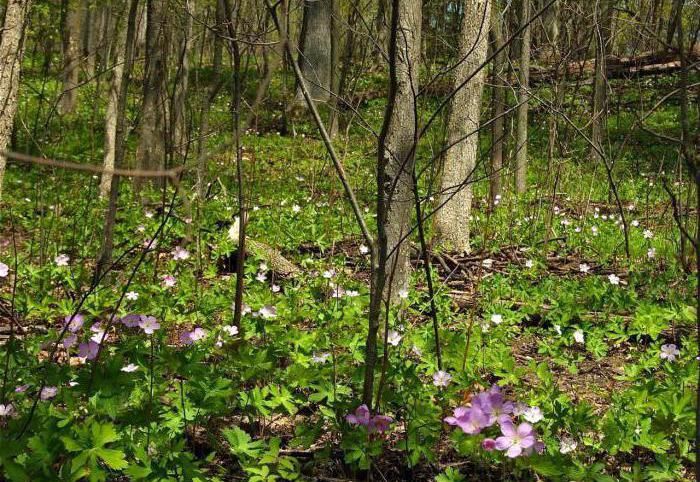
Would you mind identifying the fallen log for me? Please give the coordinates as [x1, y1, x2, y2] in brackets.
[529, 47, 700, 83]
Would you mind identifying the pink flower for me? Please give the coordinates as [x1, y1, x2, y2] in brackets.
[172, 247, 190, 261]
[660, 344, 680, 362]
[0, 262, 9, 278]
[63, 333, 77, 348]
[370, 415, 393, 433]
[346, 405, 393, 433]
[120, 314, 141, 328]
[0, 403, 14, 417]
[433, 370, 452, 387]
[346, 404, 371, 426]
[54, 254, 70, 266]
[495, 421, 536, 458]
[139, 316, 160, 334]
[444, 407, 488, 435]
[482, 438, 497, 451]
[162, 275, 177, 288]
[78, 341, 100, 360]
[40, 386, 58, 400]
[64, 314, 84, 333]
[181, 327, 208, 345]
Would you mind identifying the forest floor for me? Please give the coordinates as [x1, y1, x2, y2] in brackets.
[0, 74, 697, 481]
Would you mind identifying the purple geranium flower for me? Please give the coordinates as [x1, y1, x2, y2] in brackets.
[472, 386, 514, 426]
[346, 405, 393, 433]
[346, 404, 371, 427]
[444, 406, 488, 435]
[120, 314, 142, 328]
[660, 344, 680, 362]
[180, 327, 207, 345]
[370, 415, 393, 433]
[78, 341, 100, 360]
[63, 333, 77, 348]
[139, 316, 160, 334]
[40, 386, 58, 400]
[0, 403, 14, 417]
[495, 421, 536, 458]
[64, 314, 84, 333]
[482, 438, 497, 451]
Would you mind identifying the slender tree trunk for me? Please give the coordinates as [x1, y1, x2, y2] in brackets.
[514, 0, 530, 195]
[99, 2, 128, 198]
[591, 0, 613, 164]
[490, 1, 506, 206]
[0, 0, 31, 201]
[82, 0, 97, 79]
[59, 0, 84, 115]
[135, 0, 168, 190]
[374, 0, 389, 57]
[295, 0, 332, 103]
[433, 0, 491, 253]
[212, 0, 224, 70]
[171, 0, 194, 160]
[94, 0, 139, 280]
[196, 1, 226, 199]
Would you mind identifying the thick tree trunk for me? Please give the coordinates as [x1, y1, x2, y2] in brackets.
[59, 0, 84, 115]
[295, 0, 332, 103]
[135, 0, 168, 189]
[171, 0, 194, 160]
[433, 0, 491, 253]
[0, 0, 31, 201]
[377, 0, 421, 305]
[363, 0, 421, 409]
[490, 2, 506, 206]
[514, 0, 530, 195]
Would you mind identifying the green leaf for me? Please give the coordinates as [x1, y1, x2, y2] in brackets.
[61, 437, 83, 453]
[95, 448, 128, 470]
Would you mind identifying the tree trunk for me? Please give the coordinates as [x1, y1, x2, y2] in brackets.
[374, 0, 390, 60]
[514, 0, 530, 195]
[363, 0, 421, 409]
[433, 0, 491, 253]
[377, 0, 421, 305]
[99, 2, 129, 198]
[171, 0, 194, 160]
[295, 0, 332, 103]
[591, 0, 613, 163]
[135, 0, 168, 189]
[490, 1, 506, 207]
[94, 0, 139, 280]
[0, 0, 31, 201]
[59, 0, 84, 115]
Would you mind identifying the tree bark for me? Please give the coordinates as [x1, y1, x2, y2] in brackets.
[377, 0, 421, 305]
[591, 0, 614, 163]
[365, 0, 423, 410]
[433, 0, 491, 253]
[95, 0, 139, 280]
[59, 0, 84, 115]
[99, 1, 129, 198]
[489, 1, 506, 206]
[0, 0, 31, 201]
[295, 0, 332, 103]
[135, 0, 168, 189]
[514, 0, 530, 195]
[171, 0, 194, 160]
